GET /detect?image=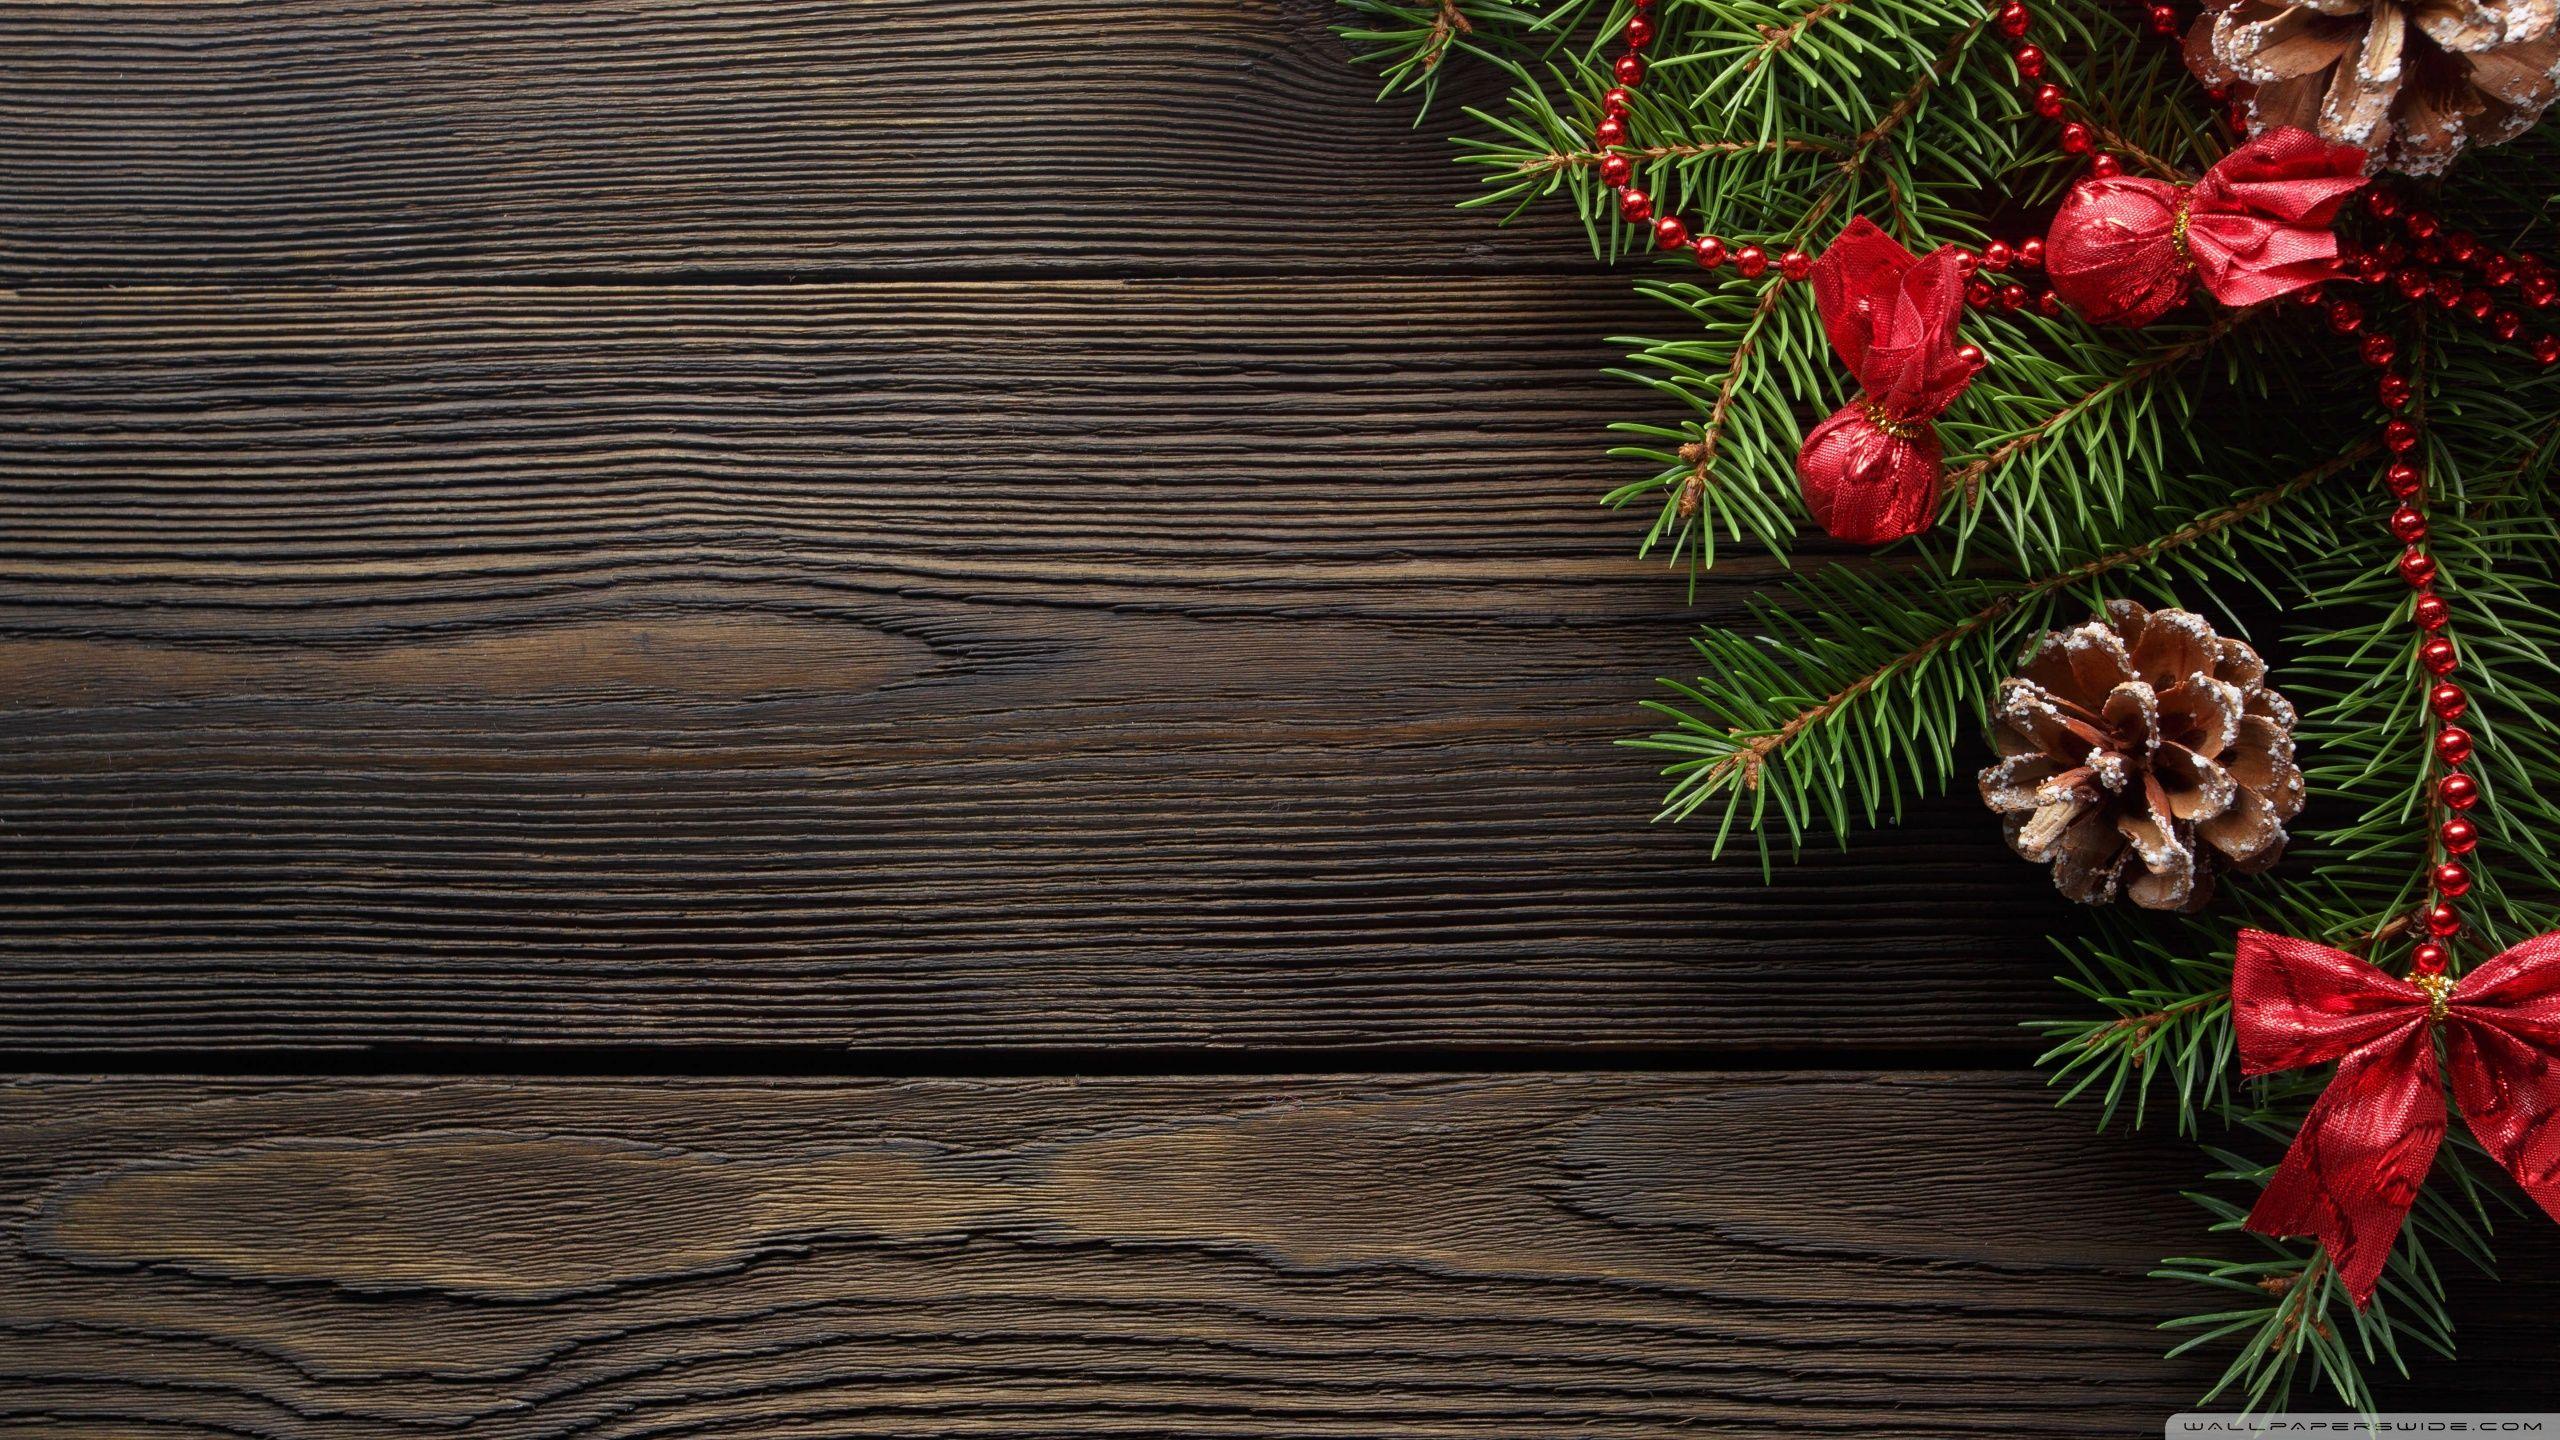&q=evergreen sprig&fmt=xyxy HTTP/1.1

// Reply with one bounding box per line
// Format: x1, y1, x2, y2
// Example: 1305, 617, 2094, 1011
1344, 0, 2560, 1412
1638, 447, 2369, 852
1636, 559, 2042, 849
